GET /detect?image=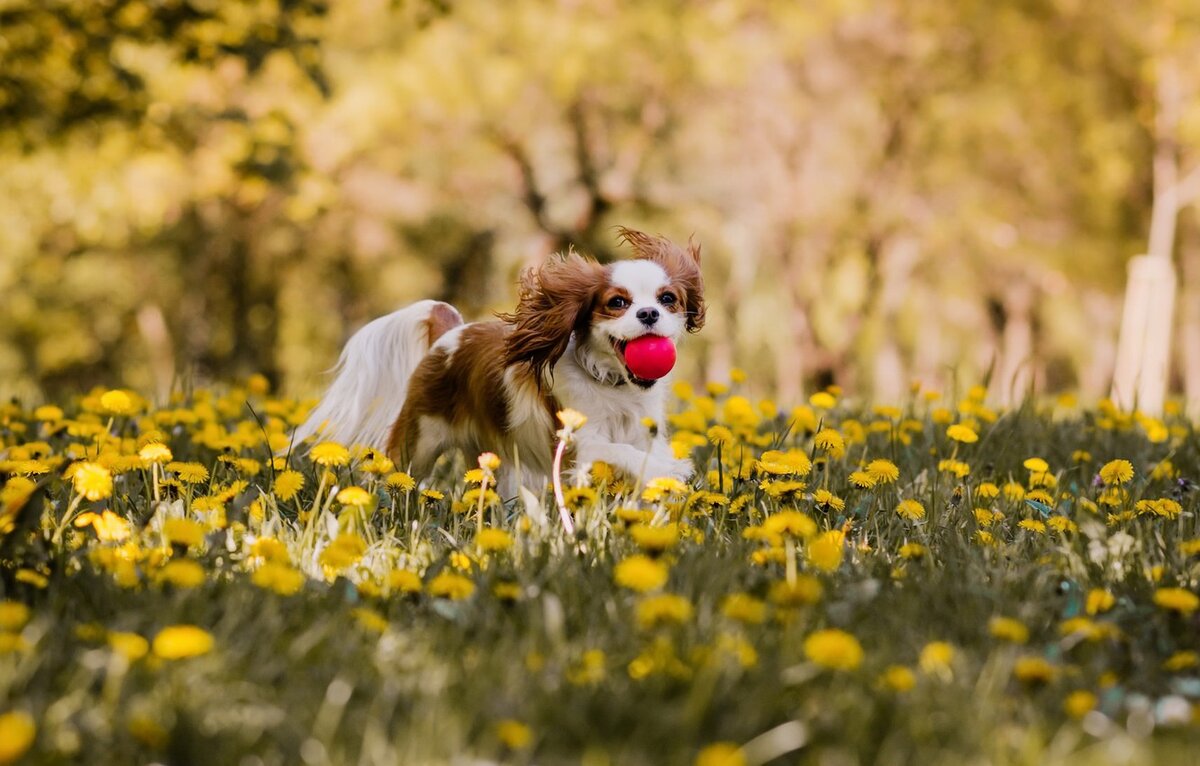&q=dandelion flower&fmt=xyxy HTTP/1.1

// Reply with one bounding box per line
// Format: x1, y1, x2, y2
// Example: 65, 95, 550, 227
807, 530, 844, 573
336, 486, 373, 508
1099, 459, 1134, 486
615, 555, 669, 592
0, 602, 30, 632
138, 442, 172, 464
100, 389, 136, 415
880, 665, 917, 692
320, 533, 367, 570
848, 471, 877, 489
1153, 587, 1199, 615
71, 462, 113, 501
386, 472, 416, 492
804, 628, 863, 671
152, 625, 214, 659
166, 462, 209, 484
695, 742, 745, 766
809, 392, 837, 410
1013, 656, 1057, 684
428, 572, 476, 600
556, 408, 588, 433
865, 459, 900, 484
630, 523, 679, 553
252, 562, 305, 596
1164, 651, 1199, 672
636, 594, 693, 629
919, 641, 955, 675
895, 499, 925, 521
762, 511, 817, 539
163, 518, 205, 549
107, 631, 149, 661
721, 593, 767, 625
274, 470, 305, 501
388, 569, 423, 594
988, 616, 1029, 644
946, 424, 978, 443
309, 442, 350, 467
157, 559, 206, 588
0, 711, 36, 764
476, 528, 513, 552
1063, 690, 1097, 719
1023, 457, 1049, 473
495, 720, 533, 750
